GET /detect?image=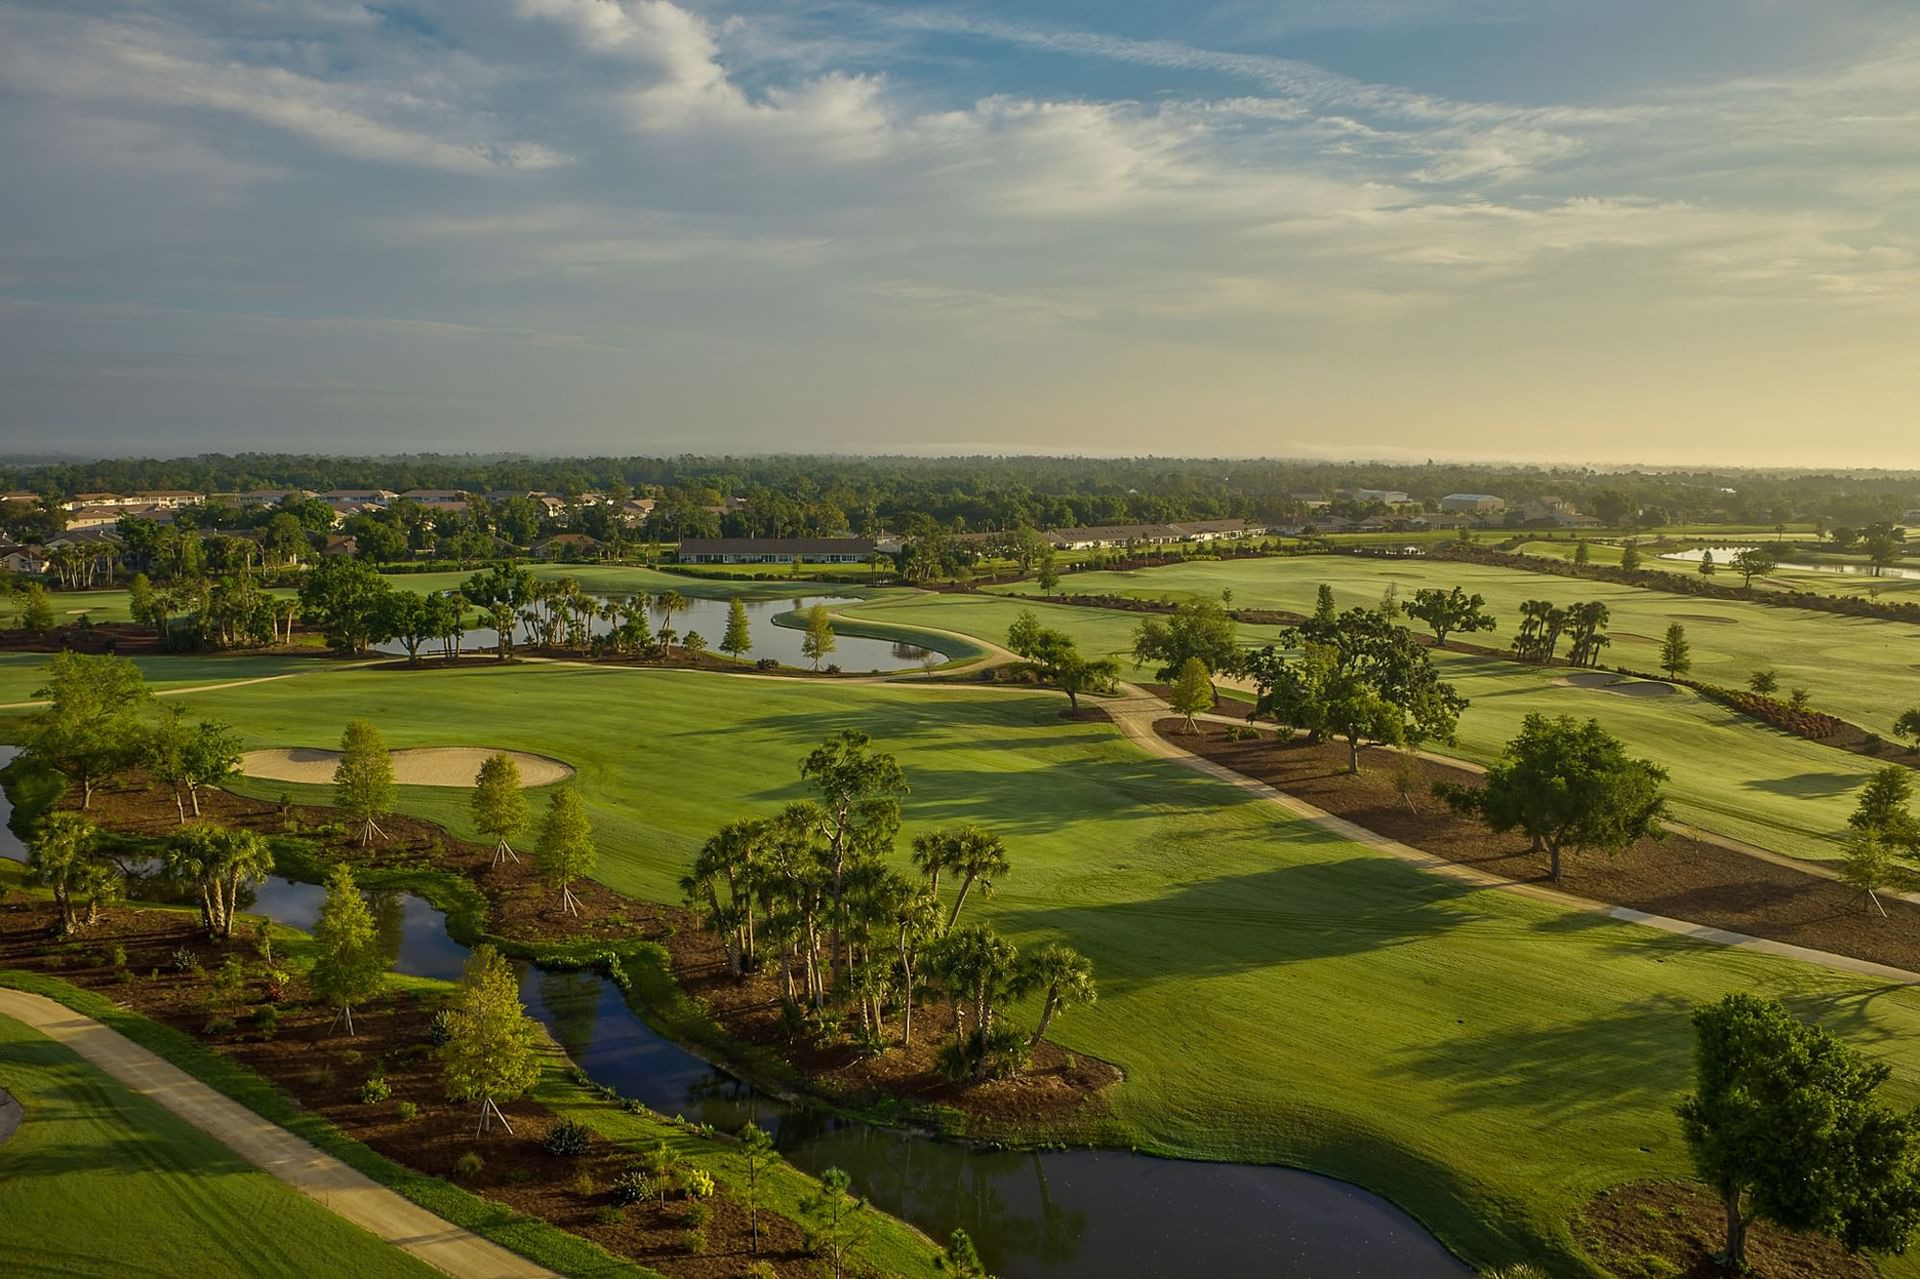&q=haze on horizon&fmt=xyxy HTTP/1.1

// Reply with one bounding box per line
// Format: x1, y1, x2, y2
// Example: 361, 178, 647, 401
1, 1, 1916, 466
